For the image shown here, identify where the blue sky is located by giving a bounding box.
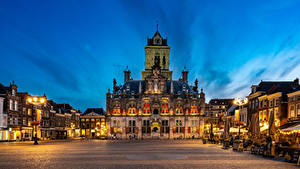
[1,0,300,111]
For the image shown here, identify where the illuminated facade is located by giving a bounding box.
[80,108,107,138]
[247,79,299,137]
[106,27,206,139]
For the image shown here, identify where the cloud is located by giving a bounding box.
[17,49,81,92]
[219,45,300,100]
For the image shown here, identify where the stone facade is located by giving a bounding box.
[142,25,172,80]
[106,28,206,140]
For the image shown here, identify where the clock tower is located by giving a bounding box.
[142,25,173,80]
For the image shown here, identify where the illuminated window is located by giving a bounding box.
[28,109,32,116]
[290,105,295,118]
[143,104,150,114]
[191,105,197,114]
[175,105,183,114]
[191,120,198,133]
[113,106,121,114]
[161,104,168,114]
[9,100,13,110]
[176,120,183,133]
[14,101,18,111]
[274,108,280,127]
[297,104,300,116]
[128,107,136,115]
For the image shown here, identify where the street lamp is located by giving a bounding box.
[27,96,47,145]
[233,98,248,138]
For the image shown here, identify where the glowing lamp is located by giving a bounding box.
[27,98,32,103]
[40,98,45,103]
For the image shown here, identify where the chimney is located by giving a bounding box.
[124,66,131,82]
[182,67,188,82]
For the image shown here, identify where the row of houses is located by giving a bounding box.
[0,81,82,141]
[205,78,300,145]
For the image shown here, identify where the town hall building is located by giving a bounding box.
[106,26,206,139]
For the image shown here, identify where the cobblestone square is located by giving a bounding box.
[0,140,298,169]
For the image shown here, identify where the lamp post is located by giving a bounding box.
[233,98,248,138]
[27,96,46,145]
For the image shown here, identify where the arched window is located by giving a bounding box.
[153,109,159,115]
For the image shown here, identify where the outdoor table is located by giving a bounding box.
[279,145,300,163]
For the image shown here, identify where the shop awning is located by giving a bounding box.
[279,122,299,129]
[282,124,300,132]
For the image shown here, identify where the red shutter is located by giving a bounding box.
[160,127,163,134]
[126,127,129,134]
[188,127,191,133]
[135,127,138,134]
[173,127,176,133]
[182,127,185,133]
